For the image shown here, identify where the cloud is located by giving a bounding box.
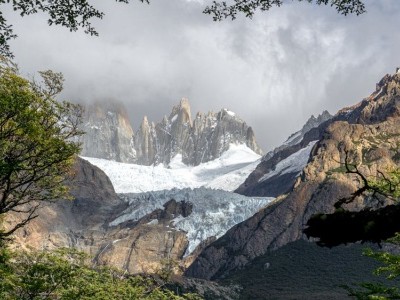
[4,0,400,150]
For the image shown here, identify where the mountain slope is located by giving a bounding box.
[223,240,386,300]
[236,111,332,197]
[186,69,400,280]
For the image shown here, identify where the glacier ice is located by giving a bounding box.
[110,188,273,255]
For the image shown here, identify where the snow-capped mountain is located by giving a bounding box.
[283,110,332,146]
[262,110,332,162]
[80,98,263,166]
[82,143,261,193]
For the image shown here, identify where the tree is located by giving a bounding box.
[0,0,149,58]
[204,0,366,21]
[0,247,203,299]
[0,0,369,58]
[304,157,400,246]
[0,57,83,241]
[303,158,400,298]
[344,239,400,299]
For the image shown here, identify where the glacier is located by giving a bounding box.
[82,143,261,193]
[110,188,274,255]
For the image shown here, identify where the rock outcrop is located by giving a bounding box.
[81,98,263,166]
[80,101,136,163]
[186,69,400,280]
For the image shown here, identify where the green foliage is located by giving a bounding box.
[204,0,366,21]
[157,258,182,281]
[223,240,383,299]
[326,165,400,298]
[0,0,150,58]
[0,247,202,300]
[369,170,400,200]
[344,242,400,299]
[0,58,83,240]
[326,165,348,176]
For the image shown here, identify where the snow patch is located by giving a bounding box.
[258,141,318,183]
[147,219,159,225]
[223,109,236,117]
[170,114,178,123]
[283,130,302,146]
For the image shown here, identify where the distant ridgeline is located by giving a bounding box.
[80,98,263,166]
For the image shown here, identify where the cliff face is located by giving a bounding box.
[80,101,136,163]
[81,98,263,166]
[186,70,400,280]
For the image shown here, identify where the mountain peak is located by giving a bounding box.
[169,98,192,126]
[141,115,149,127]
[303,110,332,131]
[180,97,190,108]
[220,108,237,118]
[81,98,263,166]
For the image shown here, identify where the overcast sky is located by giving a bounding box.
[4,0,400,151]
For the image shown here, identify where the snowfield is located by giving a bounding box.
[258,140,318,183]
[110,188,273,255]
[82,143,261,193]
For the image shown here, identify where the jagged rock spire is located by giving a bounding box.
[81,98,263,166]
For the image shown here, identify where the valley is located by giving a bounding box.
[1,1,400,299]
[5,69,400,299]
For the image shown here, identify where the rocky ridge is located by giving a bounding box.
[186,69,400,280]
[81,98,263,165]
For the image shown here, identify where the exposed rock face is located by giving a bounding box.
[96,224,188,274]
[186,70,400,280]
[81,98,262,166]
[134,116,156,166]
[8,158,189,274]
[80,101,136,163]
